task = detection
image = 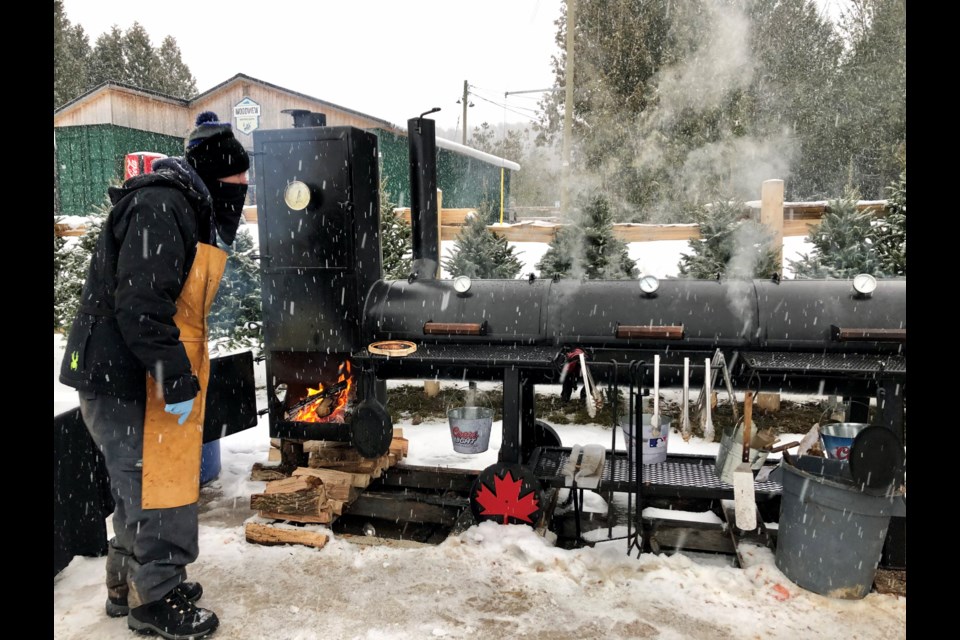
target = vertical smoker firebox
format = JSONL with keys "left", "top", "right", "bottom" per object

{"left": 253, "top": 117, "right": 383, "bottom": 447}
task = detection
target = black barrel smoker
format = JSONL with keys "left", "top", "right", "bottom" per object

{"left": 252, "top": 111, "right": 906, "bottom": 527}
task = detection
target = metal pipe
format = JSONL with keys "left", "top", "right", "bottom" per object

{"left": 408, "top": 113, "right": 440, "bottom": 279}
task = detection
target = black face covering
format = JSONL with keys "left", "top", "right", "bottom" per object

{"left": 206, "top": 180, "right": 248, "bottom": 245}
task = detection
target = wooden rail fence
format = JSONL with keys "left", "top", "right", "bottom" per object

{"left": 55, "top": 196, "right": 888, "bottom": 244}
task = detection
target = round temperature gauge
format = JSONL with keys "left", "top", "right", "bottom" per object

{"left": 284, "top": 181, "right": 311, "bottom": 211}
{"left": 852, "top": 273, "right": 877, "bottom": 295}
{"left": 639, "top": 274, "right": 660, "bottom": 295}
{"left": 453, "top": 275, "right": 472, "bottom": 293}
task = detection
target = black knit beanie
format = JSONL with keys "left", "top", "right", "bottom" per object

{"left": 184, "top": 111, "right": 250, "bottom": 182}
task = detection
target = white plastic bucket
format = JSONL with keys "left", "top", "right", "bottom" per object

{"left": 620, "top": 414, "right": 670, "bottom": 465}
{"left": 447, "top": 406, "right": 493, "bottom": 454}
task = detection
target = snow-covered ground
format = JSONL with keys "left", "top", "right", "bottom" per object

{"left": 53, "top": 319, "right": 905, "bottom": 640}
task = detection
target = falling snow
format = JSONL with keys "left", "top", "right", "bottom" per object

{"left": 53, "top": 229, "right": 903, "bottom": 639}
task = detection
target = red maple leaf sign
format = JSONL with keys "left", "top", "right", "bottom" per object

{"left": 474, "top": 470, "right": 540, "bottom": 524}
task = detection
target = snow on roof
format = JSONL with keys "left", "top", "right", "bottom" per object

{"left": 433, "top": 136, "right": 522, "bottom": 171}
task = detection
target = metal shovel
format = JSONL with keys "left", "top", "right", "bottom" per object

{"left": 733, "top": 390, "right": 757, "bottom": 531}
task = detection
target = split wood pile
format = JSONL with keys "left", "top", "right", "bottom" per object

{"left": 244, "top": 430, "right": 409, "bottom": 549}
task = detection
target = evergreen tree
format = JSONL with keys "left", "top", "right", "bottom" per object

{"left": 678, "top": 199, "right": 779, "bottom": 279}
{"left": 537, "top": 225, "right": 581, "bottom": 279}
{"left": 442, "top": 203, "right": 523, "bottom": 279}
{"left": 580, "top": 193, "right": 638, "bottom": 279}
{"left": 379, "top": 177, "right": 412, "bottom": 280}
{"left": 788, "top": 191, "right": 882, "bottom": 278}
{"left": 874, "top": 167, "right": 906, "bottom": 276}
{"left": 209, "top": 227, "right": 263, "bottom": 353}
{"left": 54, "top": 205, "right": 107, "bottom": 330}
{"left": 122, "top": 23, "right": 157, "bottom": 90}
{"left": 743, "top": 0, "right": 844, "bottom": 200}
{"left": 535, "top": 192, "right": 637, "bottom": 280}
{"left": 87, "top": 26, "right": 127, "bottom": 88}
{"left": 154, "top": 36, "right": 198, "bottom": 99}
{"left": 55, "top": 6, "right": 198, "bottom": 103}
{"left": 470, "top": 123, "right": 525, "bottom": 166}
{"left": 831, "top": 0, "right": 906, "bottom": 200}
{"left": 535, "top": 0, "right": 901, "bottom": 213}
{"left": 53, "top": 219, "right": 67, "bottom": 329}
{"left": 54, "top": 0, "right": 91, "bottom": 108}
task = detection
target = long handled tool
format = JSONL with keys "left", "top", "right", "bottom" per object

{"left": 702, "top": 358, "right": 714, "bottom": 442}
{"left": 733, "top": 390, "right": 757, "bottom": 531}
{"left": 650, "top": 355, "right": 661, "bottom": 437}
{"left": 681, "top": 357, "right": 691, "bottom": 438}
{"left": 578, "top": 352, "right": 602, "bottom": 418}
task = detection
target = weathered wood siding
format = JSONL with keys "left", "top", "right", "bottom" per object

{"left": 191, "top": 78, "right": 401, "bottom": 149}
{"left": 54, "top": 88, "right": 188, "bottom": 138}
{"left": 55, "top": 79, "right": 403, "bottom": 145}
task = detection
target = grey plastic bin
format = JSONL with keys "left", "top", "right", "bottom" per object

{"left": 773, "top": 456, "right": 906, "bottom": 599}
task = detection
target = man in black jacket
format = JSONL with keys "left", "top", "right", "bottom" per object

{"left": 59, "top": 111, "right": 249, "bottom": 640}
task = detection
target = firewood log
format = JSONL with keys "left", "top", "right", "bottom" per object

{"left": 245, "top": 522, "right": 329, "bottom": 549}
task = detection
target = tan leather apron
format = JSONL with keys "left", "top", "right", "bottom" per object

{"left": 142, "top": 243, "right": 227, "bottom": 509}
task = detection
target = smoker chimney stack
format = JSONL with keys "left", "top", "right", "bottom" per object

{"left": 283, "top": 109, "right": 327, "bottom": 128}
{"left": 407, "top": 114, "right": 440, "bottom": 280}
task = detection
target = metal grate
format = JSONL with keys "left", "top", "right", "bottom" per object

{"left": 533, "top": 448, "right": 782, "bottom": 499}
{"left": 742, "top": 351, "right": 905, "bottom": 375}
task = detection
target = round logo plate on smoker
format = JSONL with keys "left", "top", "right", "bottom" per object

{"left": 470, "top": 462, "right": 543, "bottom": 527}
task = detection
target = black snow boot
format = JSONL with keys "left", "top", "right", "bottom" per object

{"left": 127, "top": 586, "right": 218, "bottom": 639}
{"left": 106, "top": 581, "right": 203, "bottom": 618}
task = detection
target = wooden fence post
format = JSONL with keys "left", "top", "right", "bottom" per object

{"left": 760, "top": 179, "right": 785, "bottom": 269}
{"left": 759, "top": 179, "right": 785, "bottom": 411}
{"left": 435, "top": 189, "right": 443, "bottom": 278}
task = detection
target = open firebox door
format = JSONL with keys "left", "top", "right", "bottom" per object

{"left": 203, "top": 351, "right": 259, "bottom": 443}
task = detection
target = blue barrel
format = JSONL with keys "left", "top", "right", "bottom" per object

{"left": 200, "top": 441, "right": 222, "bottom": 485}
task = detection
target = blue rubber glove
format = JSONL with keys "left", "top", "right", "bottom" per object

{"left": 164, "top": 398, "right": 195, "bottom": 425}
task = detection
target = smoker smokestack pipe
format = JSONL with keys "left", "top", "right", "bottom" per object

{"left": 408, "top": 111, "right": 441, "bottom": 280}
{"left": 282, "top": 109, "right": 327, "bottom": 128}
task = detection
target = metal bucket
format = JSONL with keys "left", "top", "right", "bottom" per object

{"left": 447, "top": 406, "right": 493, "bottom": 454}
{"left": 820, "top": 423, "right": 870, "bottom": 460}
{"left": 774, "top": 456, "right": 906, "bottom": 599}
{"left": 620, "top": 414, "right": 670, "bottom": 465}
{"left": 716, "top": 422, "right": 769, "bottom": 484}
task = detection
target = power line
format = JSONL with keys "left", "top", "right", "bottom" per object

{"left": 469, "top": 92, "right": 540, "bottom": 123}
{"left": 471, "top": 89, "right": 541, "bottom": 115}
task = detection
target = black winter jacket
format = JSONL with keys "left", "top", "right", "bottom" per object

{"left": 59, "top": 158, "right": 218, "bottom": 403}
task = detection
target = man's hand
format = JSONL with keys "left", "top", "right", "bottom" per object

{"left": 164, "top": 398, "right": 195, "bottom": 425}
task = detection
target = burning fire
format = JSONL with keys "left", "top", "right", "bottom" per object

{"left": 289, "top": 361, "right": 353, "bottom": 423}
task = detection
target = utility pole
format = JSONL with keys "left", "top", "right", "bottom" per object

{"left": 560, "top": 0, "right": 576, "bottom": 216}
{"left": 462, "top": 80, "right": 469, "bottom": 145}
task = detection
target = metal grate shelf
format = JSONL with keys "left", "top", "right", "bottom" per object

{"left": 531, "top": 447, "right": 782, "bottom": 500}
{"left": 741, "top": 351, "right": 905, "bottom": 376}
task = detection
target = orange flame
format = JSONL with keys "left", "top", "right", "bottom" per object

{"left": 290, "top": 361, "right": 353, "bottom": 423}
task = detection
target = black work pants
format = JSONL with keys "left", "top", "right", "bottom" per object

{"left": 79, "top": 391, "right": 199, "bottom": 607}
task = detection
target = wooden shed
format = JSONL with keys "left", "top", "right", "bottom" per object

{"left": 54, "top": 73, "right": 518, "bottom": 216}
